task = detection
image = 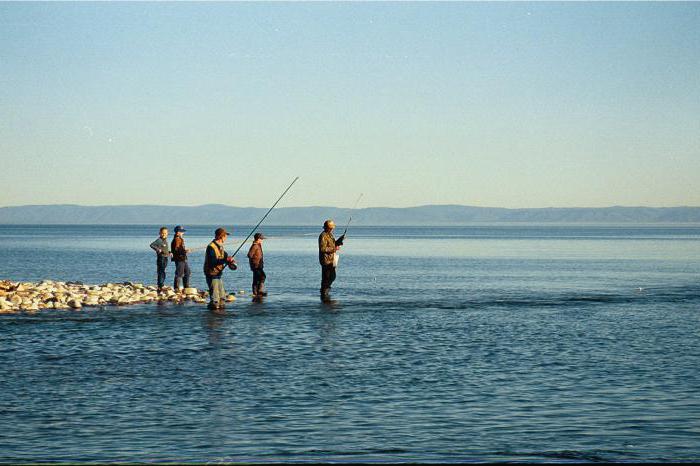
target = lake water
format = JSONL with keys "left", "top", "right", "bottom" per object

{"left": 1, "top": 224, "right": 699, "bottom": 463}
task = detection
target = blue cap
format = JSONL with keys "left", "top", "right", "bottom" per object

{"left": 174, "top": 225, "right": 186, "bottom": 233}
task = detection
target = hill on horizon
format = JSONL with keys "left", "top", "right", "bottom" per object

{"left": 1, "top": 204, "right": 700, "bottom": 225}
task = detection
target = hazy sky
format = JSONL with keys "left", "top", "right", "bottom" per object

{"left": 1, "top": 2, "right": 699, "bottom": 208}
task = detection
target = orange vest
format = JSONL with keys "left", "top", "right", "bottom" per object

{"left": 204, "top": 241, "right": 226, "bottom": 276}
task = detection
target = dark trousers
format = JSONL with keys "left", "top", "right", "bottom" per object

{"left": 156, "top": 256, "right": 169, "bottom": 289}
{"left": 320, "top": 264, "right": 336, "bottom": 294}
{"left": 251, "top": 268, "right": 266, "bottom": 294}
{"left": 174, "top": 260, "right": 191, "bottom": 289}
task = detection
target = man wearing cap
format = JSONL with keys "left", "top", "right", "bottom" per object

{"left": 149, "top": 226, "right": 171, "bottom": 292}
{"left": 247, "top": 232, "right": 267, "bottom": 297}
{"left": 171, "top": 225, "right": 191, "bottom": 292}
{"left": 318, "top": 219, "right": 345, "bottom": 301}
{"left": 203, "top": 227, "right": 237, "bottom": 310}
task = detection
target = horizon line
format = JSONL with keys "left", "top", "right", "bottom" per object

{"left": 1, "top": 203, "right": 699, "bottom": 210}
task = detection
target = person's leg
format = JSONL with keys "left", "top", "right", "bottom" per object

{"left": 329, "top": 266, "right": 336, "bottom": 289}
{"left": 183, "top": 261, "right": 191, "bottom": 289}
{"left": 320, "top": 265, "right": 328, "bottom": 293}
{"left": 258, "top": 269, "right": 267, "bottom": 295}
{"left": 174, "top": 261, "right": 183, "bottom": 290}
{"left": 214, "top": 278, "right": 226, "bottom": 307}
{"left": 251, "top": 269, "right": 260, "bottom": 296}
{"left": 157, "top": 257, "right": 167, "bottom": 290}
{"left": 321, "top": 265, "right": 332, "bottom": 299}
{"left": 206, "top": 275, "right": 215, "bottom": 307}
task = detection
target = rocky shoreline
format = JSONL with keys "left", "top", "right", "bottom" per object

{"left": 0, "top": 280, "right": 237, "bottom": 313}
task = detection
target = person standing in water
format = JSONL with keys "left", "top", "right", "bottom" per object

{"left": 247, "top": 232, "right": 267, "bottom": 298}
{"left": 171, "top": 225, "right": 191, "bottom": 292}
{"left": 318, "top": 219, "right": 345, "bottom": 301}
{"left": 203, "top": 227, "right": 237, "bottom": 310}
{"left": 149, "top": 226, "right": 171, "bottom": 292}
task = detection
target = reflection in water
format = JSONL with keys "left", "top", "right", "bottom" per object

{"left": 247, "top": 297, "right": 267, "bottom": 316}
{"left": 320, "top": 299, "right": 342, "bottom": 311}
{"left": 203, "top": 311, "right": 227, "bottom": 346}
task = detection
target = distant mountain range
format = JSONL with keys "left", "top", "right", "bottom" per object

{"left": 1, "top": 204, "right": 699, "bottom": 225}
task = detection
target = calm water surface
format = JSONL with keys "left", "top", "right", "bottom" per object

{"left": 1, "top": 225, "right": 699, "bottom": 463}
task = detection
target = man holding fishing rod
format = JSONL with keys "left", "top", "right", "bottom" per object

{"left": 318, "top": 194, "right": 360, "bottom": 302}
{"left": 203, "top": 227, "right": 237, "bottom": 310}
{"left": 319, "top": 220, "right": 345, "bottom": 302}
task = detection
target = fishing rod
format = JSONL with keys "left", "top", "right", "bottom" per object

{"left": 230, "top": 176, "right": 300, "bottom": 258}
{"left": 337, "top": 193, "right": 363, "bottom": 244}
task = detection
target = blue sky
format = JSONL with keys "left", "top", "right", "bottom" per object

{"left": 1, "top": 2, "right": 698, "bottom": 208}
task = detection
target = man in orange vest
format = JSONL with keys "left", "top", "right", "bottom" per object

{"left": 203, "top": 227, "right": 237, "bottom": 310}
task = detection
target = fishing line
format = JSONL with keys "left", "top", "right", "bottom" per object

{"left": 341, "top": 193, "right": 364, "bottom": 237}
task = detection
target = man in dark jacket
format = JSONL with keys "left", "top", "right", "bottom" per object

{"left": 203, "top": 227, "right": 237, "bottom": 310}
{"left": 149, "top": 226, "right": 171, "bottom": 292}
{"left": 171, "top": 225, "right": 191, "bottom": 292}
{"left": 247, "top": 232, "right": 267, "bottom": 297}
{"left": 318, "top": 219, "right": 345, "bottom": 301}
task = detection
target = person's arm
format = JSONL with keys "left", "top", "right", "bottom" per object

{"left": 150, "top": 239, "right": 163, "bottom": 254}
{"left": 217, "top": 246, "right": 234, "bottom": 265}
{"left": 223, "top": 249, "right": 237, "bottom": 269}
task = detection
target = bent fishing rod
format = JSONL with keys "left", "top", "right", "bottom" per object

{"left": 230, "top": 176, "right": 300, "bottom": 258}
